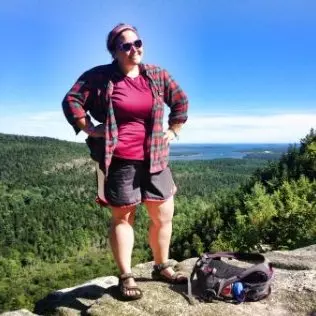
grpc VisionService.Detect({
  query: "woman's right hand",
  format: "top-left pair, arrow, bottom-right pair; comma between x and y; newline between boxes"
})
83,122 -> 105,137
77,117 -> 105,137
91,124 -> 105,137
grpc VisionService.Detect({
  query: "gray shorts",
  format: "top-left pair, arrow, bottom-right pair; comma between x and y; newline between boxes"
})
104,157 -> 176,208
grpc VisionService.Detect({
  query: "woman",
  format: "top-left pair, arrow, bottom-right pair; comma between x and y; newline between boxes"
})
62,23 -> 189,300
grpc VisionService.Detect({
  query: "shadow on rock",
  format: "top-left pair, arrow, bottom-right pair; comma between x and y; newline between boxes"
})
33,284 -> 117,315
33,277 -> 154,315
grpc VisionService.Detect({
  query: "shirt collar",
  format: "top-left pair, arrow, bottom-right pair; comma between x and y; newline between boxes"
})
110,60 -> 148,78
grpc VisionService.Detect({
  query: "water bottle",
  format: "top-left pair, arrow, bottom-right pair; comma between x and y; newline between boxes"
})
221,282 -> 245,302
232,282 -> 245,302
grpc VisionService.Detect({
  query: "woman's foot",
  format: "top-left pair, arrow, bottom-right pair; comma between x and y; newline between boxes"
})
152,262 -> 187,284
118,273 -> 143,301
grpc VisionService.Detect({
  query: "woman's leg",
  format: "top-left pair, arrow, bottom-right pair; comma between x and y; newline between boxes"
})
145,197 -> 174,265
145,197 -> 185,280
110,205 -> 137,295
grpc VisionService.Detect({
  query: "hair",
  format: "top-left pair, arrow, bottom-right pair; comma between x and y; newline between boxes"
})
106,23 -> 138,58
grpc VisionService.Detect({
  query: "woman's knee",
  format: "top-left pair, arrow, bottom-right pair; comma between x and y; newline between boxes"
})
146,198 -> 174,226
111,206 -> 136,226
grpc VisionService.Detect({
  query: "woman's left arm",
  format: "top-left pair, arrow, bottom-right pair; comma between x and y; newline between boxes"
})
163,69 -> 189,141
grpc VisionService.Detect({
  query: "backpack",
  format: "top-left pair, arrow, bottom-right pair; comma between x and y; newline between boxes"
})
188,252 -> 274,303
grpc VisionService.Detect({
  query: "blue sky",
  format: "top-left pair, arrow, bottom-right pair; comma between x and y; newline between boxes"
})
0,0 -> 315,143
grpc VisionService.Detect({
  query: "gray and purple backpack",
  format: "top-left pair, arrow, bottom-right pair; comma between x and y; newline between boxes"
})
188,252 -> 274,303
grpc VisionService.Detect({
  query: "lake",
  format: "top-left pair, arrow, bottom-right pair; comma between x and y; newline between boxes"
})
169,143 -> 290,161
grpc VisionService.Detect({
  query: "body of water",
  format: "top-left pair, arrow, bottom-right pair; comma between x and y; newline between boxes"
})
169,143 -> 290,161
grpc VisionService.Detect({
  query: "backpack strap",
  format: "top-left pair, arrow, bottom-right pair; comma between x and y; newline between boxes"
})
203,252 -> 266,263
188,255 -> 210,304
189,253 -> 215,284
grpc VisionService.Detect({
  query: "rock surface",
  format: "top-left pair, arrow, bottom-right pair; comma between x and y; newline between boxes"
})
1,310 -> 38,316
2,245 -> 316,316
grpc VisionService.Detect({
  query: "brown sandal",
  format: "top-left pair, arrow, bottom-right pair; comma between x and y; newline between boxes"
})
118,273 -> 143,301
152,262 -> 188,284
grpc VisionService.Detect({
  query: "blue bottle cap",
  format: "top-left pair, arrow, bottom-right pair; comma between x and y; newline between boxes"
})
232,282 -> 245,302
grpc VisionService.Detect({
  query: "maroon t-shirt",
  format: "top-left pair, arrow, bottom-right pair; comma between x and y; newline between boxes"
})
112,74 -> 153,160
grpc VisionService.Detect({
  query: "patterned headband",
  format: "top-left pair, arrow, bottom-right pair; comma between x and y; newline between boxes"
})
108,24 -> 138,50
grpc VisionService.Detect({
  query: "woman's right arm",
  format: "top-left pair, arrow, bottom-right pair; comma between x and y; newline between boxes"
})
62,72 -> 104,137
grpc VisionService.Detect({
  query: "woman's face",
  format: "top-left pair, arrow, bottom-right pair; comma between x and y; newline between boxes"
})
114,30 -> 143,66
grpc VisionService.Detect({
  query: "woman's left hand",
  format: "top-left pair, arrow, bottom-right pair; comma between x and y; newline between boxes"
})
163,129 -> 176,144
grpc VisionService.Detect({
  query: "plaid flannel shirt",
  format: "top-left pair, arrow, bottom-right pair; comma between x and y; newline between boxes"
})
62,61 -> 188,176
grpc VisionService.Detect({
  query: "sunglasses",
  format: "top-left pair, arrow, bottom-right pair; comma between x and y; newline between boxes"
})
118,39 -> 143,52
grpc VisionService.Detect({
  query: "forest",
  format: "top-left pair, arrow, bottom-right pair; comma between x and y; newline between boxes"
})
0,129 -> 315,312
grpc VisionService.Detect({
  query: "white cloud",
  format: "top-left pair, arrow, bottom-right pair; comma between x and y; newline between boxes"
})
0,111 -> 86,143
178,113 -> 316,143
0,110 -> 315,144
